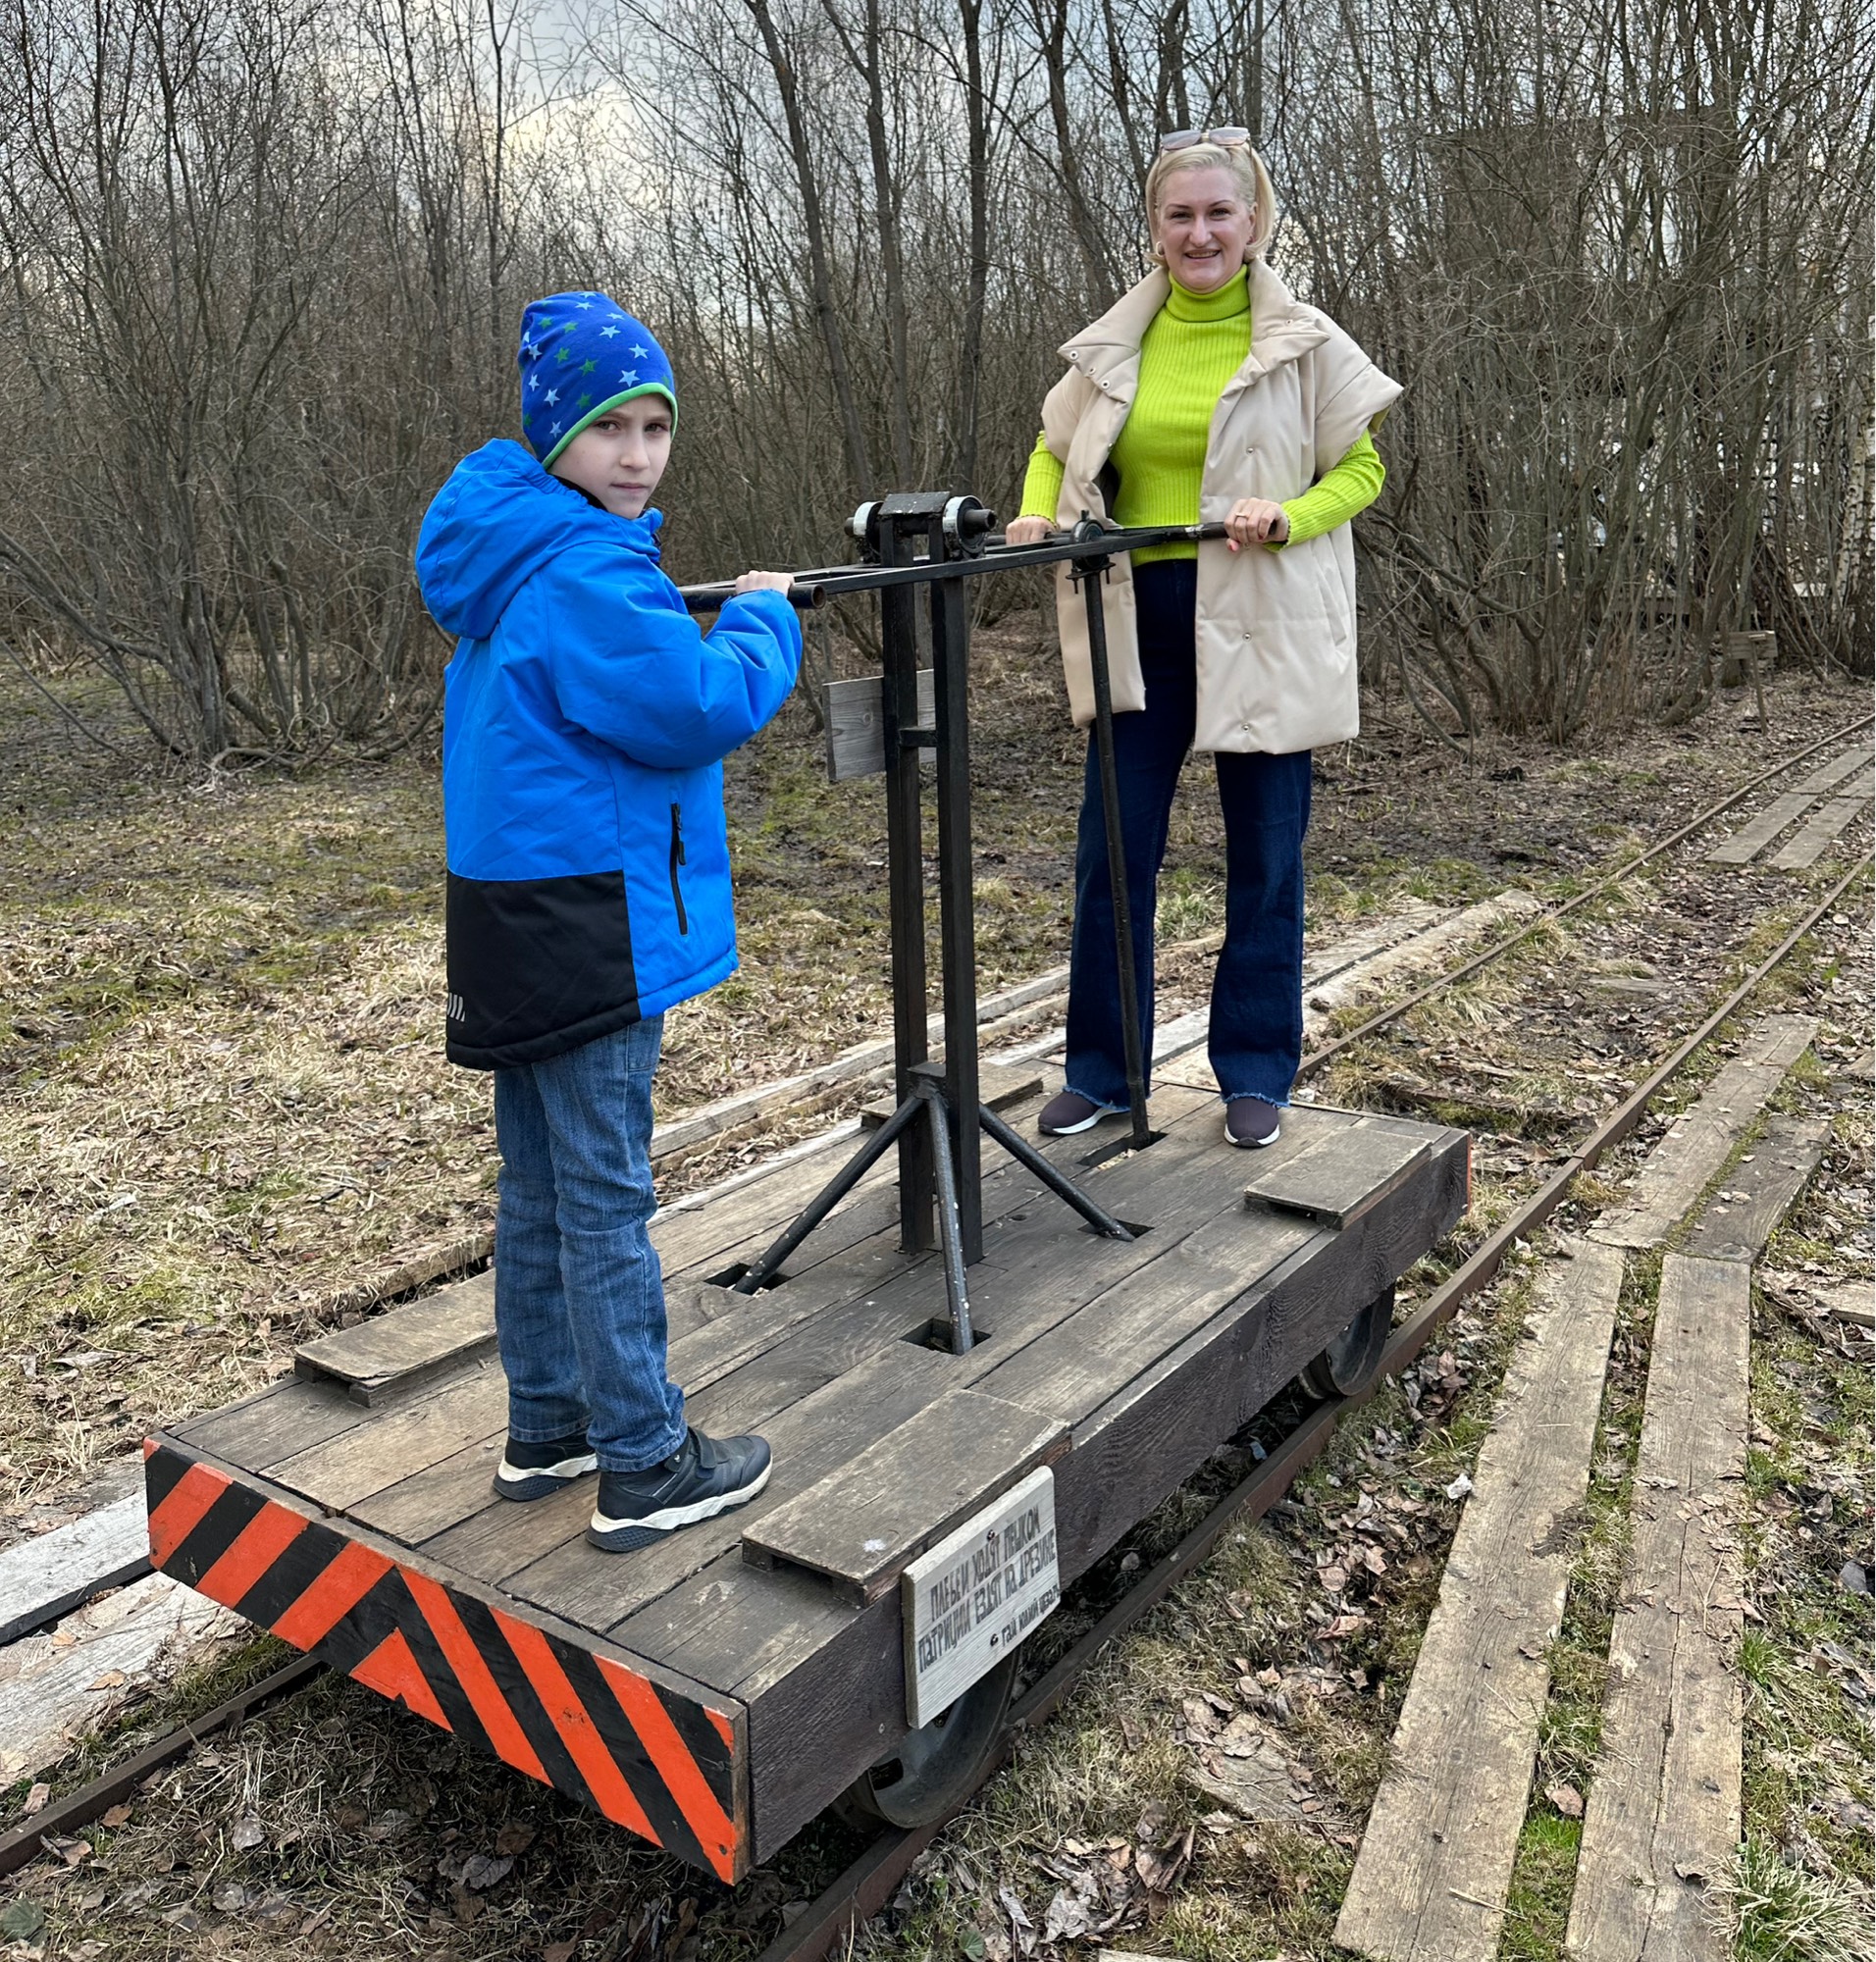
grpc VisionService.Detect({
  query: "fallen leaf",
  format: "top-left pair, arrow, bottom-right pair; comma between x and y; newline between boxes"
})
495,1821 -> 537,1857
0,1902 -> 48,1941
101,1804 -> 133,1829
1320,1613 -> 1370,1639
229,1813 -> 266,1850
1319,1565 -> 1348,1593
541,1944 -> 577,1962
1545,1781 -> 1585,1820
23,1783 -> 50,1817
86,1670 -> 129,1691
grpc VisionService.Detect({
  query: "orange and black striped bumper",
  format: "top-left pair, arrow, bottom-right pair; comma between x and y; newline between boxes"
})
143,1438 -> 747,1881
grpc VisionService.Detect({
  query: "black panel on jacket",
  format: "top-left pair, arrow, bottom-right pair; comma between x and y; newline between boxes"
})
445,869 -> 640,1069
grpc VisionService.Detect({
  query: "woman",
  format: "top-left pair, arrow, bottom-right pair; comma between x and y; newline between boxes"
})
1007,131 -> 1399,1148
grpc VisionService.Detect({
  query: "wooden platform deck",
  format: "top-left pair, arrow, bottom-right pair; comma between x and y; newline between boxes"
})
143,1085 -> 1468,1882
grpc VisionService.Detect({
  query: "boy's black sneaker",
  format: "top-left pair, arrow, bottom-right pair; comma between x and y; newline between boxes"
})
587,1427 -> 772,1553
493,1431 -> 599,1502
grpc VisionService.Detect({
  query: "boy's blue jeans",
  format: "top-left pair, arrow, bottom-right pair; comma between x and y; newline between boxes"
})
1065,558 -> 1313,1111
492,1015 -> 687,1473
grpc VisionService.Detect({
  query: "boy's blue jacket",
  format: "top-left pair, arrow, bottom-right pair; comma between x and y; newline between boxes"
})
415,440 -> 801,1068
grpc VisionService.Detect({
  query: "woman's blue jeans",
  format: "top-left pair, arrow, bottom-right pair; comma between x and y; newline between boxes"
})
492,1015 -> 687,1473
1065,559 -> 1312,1110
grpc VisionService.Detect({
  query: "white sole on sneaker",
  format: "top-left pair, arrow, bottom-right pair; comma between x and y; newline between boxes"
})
493,1450 -> 599,1501
587,1459 -> 772,1547
1038,1105 -> 1121,1137
1224,1116 -> 1280,1148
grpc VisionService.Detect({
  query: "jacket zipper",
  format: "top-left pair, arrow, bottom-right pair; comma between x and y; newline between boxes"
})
667,803 -> 689,935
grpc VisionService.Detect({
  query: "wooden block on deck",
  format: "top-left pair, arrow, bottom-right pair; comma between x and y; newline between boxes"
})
859,1061 -> 1044,1130
1242,1118 -> 1430,1228
740,1389 -> 1068,1604
1705,792 -> 1815,864
294,1271 -> 495,1405
1681,1113 -> 1830,1264
1567,1255 -> 1748,1962
1591,1015 -> 1817,1250
1334,1239 -> 1625,1962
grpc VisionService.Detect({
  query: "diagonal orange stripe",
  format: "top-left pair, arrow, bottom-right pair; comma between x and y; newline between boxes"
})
494,1610 -> 659,1845
147,1462 -> 232,1569
596,1657 -> 739,1883
352,1628 -> 452,1730
194,1502 -> 308,1610
402,1571 -> 549,1786
271,1541 -> 392,1650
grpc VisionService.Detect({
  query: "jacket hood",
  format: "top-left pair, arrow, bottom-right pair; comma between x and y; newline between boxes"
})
415,439 -> 664,642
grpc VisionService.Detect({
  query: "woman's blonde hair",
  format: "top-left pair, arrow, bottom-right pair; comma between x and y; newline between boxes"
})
1144,143 -> 1277,261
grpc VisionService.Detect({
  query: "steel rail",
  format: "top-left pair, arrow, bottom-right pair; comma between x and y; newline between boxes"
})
756,852 -> 1870,1962
1295,710 -> 1873,1084
3,732 -> 1866,1902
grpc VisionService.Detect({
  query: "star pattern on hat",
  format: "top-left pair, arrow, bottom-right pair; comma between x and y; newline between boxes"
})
630,343 -> 649,357
544,387 -> 559,404
619,369 -> 638,385
599,326 -> 618,338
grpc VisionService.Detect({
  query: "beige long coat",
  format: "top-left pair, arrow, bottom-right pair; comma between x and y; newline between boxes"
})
1037,258 -> 1401,754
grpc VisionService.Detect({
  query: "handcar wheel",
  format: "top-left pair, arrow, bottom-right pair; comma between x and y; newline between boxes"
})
844,1652 -> 1020,1828
1299,1285 -> 1394,1401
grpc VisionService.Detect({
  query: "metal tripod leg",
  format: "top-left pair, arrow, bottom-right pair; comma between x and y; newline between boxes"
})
729,1092 -> 924,1296
978,1104 -> 1135,1241
1079,561 -> 1154,1151
919,1082 -> 974,1354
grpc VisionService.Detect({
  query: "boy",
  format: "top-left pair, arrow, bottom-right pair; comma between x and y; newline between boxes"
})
415,291 -> 801,1553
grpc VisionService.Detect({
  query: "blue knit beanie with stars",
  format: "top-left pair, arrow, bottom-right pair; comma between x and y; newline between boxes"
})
517,291 -> 677,468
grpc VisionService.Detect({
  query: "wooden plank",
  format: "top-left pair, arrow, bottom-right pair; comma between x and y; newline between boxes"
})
1680,1114 -> 1830,1264
0,1494 -> 150,1646
1242,1118 -> 1430,1228
823,669 -> 934,782
1767,795 -> 1868,871
503,1343 -> 959,1628
1794,743 -> 1873,796
1704,792 -> 1815,864
740,1392 -> 1068,1604
175,1375 -> 367,1472
860,1060 -> 1043,1130
347,1430 -> 507,1544
265,1364 -> 506,1512
1566,1256 -> 1749,1962
1334,1239 -> 1626,1962
1591,1015 -> 1817,1249
293,1270 -> 495,1405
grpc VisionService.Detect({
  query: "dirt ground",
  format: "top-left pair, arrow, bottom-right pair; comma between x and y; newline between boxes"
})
0,645 -> 1869,1961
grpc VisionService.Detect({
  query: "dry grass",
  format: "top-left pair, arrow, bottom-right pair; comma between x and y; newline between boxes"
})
0,657 -> 1867,1956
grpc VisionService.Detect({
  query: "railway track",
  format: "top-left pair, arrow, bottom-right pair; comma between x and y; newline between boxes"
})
2,713 -> 1869,1944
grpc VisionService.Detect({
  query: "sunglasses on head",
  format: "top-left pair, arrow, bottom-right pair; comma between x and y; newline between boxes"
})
1158,126 -> 1252,153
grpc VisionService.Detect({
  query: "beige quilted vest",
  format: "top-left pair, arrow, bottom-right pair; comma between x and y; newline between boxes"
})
1036,259 -> 1401,754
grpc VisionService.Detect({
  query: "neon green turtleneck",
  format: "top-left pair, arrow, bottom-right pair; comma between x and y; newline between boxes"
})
1017,265 -> 1383,564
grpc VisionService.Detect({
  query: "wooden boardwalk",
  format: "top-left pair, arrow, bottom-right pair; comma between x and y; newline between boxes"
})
1340,1012 -> 1828,1961
146,1086 -> 1468,1880
1566,1255 -> 1749,1962
1333,1241 -> 1626,1962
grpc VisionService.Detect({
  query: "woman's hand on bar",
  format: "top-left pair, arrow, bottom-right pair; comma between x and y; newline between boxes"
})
1003,515 -> 1053,546
1224,498 -> 1289,550
734,570 -> 795,594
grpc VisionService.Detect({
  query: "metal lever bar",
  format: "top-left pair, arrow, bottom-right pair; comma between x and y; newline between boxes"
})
678,522 -> 1227,613
1075,545 -> 1154,1153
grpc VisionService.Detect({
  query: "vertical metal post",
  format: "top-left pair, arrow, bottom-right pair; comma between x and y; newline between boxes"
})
880,518 -> 935,1252
929,572 -> 983,1264
1080,560 -> 1153,1150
